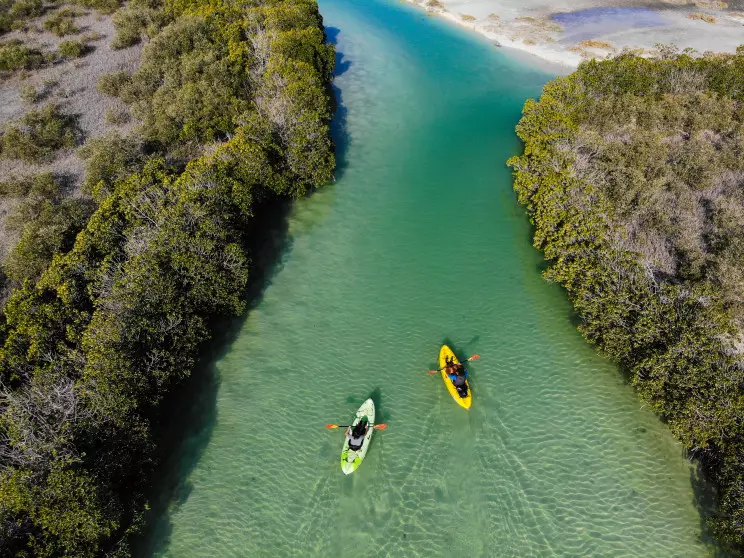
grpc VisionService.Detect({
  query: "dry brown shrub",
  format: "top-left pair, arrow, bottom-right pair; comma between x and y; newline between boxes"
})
426,0 -> 444,9
695,0 -> 727,8
688,12 -> 717,23
577,39 -> 615,50
514,16 -> 563,32
460,13 -> 476,22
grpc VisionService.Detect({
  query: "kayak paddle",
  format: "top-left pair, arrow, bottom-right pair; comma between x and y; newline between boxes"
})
325,423 -> 387,430
427,354 -> 480,374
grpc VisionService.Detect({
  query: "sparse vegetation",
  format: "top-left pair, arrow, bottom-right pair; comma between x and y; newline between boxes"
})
83,30 -> 105,41
58,38 -> 89,58
509,46 -> 744,552
72,0 -> 123,14
0,104 -> 82,162
97,70 -> 131,96
460,13 -> 476,22
43,8 -> 81,37
19,83 -> 40,103
105,106 -> 130,125
426,0 -> 444,9
688,12 -> 717,23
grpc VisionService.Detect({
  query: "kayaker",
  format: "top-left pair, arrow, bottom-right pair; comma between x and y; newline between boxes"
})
346,420 -> 368,451
444,355 -> 457,375
448,365 -> 468,386
447,361 -> 469,396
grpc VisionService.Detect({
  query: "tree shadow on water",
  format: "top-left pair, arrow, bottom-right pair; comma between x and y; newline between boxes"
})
132,199 -> 295,556
326,26 -> 352,181
689,459 -> 730,557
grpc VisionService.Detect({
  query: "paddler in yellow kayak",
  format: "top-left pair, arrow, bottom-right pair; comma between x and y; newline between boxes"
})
444,355 -> 469,398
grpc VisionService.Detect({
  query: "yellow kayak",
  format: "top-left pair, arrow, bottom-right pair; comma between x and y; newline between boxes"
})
439,345 -> 472,409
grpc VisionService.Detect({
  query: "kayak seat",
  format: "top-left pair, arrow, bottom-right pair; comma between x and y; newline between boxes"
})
349,440 -> 363,451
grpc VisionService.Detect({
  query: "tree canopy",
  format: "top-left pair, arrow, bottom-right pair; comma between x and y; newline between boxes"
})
509,46 -> 744,551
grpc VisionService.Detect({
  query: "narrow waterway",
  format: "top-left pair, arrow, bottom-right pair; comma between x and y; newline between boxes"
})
144,0 -> 709,555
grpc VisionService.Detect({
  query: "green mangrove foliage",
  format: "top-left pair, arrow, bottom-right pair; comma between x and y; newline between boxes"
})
509,47 -> 744,551
78,133 -> 145,197
4,174 -> 95,284
0,0 -> 335,555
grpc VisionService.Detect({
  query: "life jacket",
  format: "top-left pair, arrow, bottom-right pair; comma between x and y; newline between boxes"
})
348,421 -> 367,450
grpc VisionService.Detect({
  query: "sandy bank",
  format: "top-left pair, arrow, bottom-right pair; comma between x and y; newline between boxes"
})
403,0 -> 744,68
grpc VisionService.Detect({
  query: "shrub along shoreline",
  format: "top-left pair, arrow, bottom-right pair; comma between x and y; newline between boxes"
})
0,0 -> 335,555
509,48 -> 744,552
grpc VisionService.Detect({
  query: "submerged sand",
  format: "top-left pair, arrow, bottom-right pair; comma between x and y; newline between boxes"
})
404,0 -> 744,67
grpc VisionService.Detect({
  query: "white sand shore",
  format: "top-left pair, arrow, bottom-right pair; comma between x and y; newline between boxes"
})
403,0 -> 744,68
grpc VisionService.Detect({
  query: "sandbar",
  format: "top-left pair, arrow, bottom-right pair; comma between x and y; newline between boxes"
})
403,0 -> 744,67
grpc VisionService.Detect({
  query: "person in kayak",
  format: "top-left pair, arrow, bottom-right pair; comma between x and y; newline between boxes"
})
446,358 -> 469,396
444,355 -> 458,376
346,419 -> 369,451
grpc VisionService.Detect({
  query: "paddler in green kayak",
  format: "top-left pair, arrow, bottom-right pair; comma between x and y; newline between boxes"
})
345,420 -> 369,451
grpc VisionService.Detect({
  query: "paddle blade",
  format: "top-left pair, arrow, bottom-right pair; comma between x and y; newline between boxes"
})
468,354 -> 481,361
325,424 -> 340,429
373,424 -> 387,430
426,369 -> 439,374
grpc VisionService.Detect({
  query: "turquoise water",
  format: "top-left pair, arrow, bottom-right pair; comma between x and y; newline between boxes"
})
143,0 -> 710,555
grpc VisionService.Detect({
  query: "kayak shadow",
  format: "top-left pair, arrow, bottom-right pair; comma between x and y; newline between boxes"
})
368,387 -> 384,422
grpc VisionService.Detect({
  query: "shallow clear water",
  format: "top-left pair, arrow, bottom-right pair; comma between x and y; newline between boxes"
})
143,0 -> 710,555
552,7 -> 667,44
